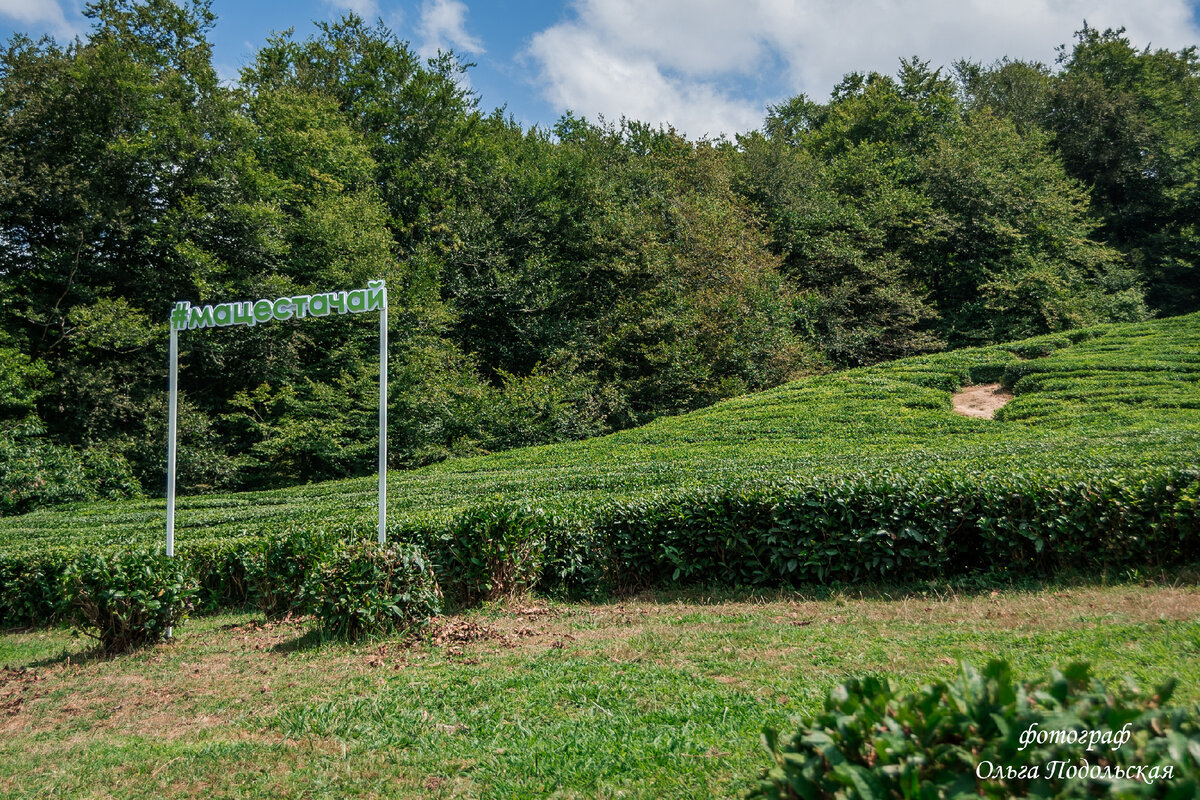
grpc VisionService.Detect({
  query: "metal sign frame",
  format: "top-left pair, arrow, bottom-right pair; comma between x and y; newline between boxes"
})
165,280 -> 389,561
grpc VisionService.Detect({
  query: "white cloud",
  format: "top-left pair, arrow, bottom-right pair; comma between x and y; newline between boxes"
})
417,0 -> 484,59
322,0 -> 381,19
529,23 -> 762,138
759,0 -> 1200,104
0,0 -> 80,39
526,0 -> 1200,139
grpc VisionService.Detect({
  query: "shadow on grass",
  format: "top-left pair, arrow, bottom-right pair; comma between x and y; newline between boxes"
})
593,562 -> 1200,608
26,648 -> 108,669
272,627 -> 330,653
23,635 -> 142,669
271,620 -> 438,653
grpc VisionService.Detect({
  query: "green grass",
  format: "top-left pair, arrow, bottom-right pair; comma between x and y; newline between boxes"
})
2,313 -> 1198,558
2,582 -> 1199,798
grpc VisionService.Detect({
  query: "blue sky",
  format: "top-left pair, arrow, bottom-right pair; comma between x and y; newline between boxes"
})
3,0 -> 1200,138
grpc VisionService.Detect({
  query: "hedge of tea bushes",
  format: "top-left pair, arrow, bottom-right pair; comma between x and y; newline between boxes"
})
597,468 -> 1200,592
252,467 -> 1199,602
3,465 -> 1195,628
10,535 -> 442,649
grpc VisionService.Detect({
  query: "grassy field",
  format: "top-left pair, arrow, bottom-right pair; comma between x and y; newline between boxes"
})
2,312 -> 1198,559
3,580 -> 1200,799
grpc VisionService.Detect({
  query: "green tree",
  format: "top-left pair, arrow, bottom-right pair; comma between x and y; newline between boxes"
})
739,66 -> 953,364
241,15 -> 478,252
1049,26 -> 1200,314
597,135 -> 817,419
955,57 -> 1053,134
0,2 -> 467,490
441,114 -> 816,426
203,82 -> 467,486
0,0 -> 243,489
0,334 -> 142,514
739,59 -> 1147,361
917,112 -> 1145,343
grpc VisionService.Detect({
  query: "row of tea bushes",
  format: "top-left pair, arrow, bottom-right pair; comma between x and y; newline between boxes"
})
598,468 -> 1200,592
318,466 -> 1200,601
5,465 -> 1194,629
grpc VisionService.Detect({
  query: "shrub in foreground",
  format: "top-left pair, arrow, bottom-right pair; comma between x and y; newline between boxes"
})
307,542 -> 441,639
427,503 -> 550,607
61,550 -> 197,653
245,527 -> 338,618
750,660 -> 1200,799
0,552 -> 68,628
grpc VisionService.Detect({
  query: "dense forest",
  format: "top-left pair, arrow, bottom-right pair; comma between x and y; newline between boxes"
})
1,0 -> 1197,513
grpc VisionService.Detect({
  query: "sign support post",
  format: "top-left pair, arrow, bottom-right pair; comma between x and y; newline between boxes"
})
377,287 -> 388,545
165,327 -> 178,640
165,327 -> 178,560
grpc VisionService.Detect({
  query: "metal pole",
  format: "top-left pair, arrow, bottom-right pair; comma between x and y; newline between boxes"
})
165,325 -> 178,641
377,285 -> 388,545
166,326 -> 178,558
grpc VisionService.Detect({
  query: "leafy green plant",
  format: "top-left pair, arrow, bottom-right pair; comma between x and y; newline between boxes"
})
0,552 -> 69,628
538,514 -> 608,599
750,660 -> 1200,799
185,538 -> 256,612
60,550 -> 197,653
306,541 -> 441,639
0,421 -> 143,517
245,527 -> 339,618
428,503 -> 551,607
602,469 -> 1198,590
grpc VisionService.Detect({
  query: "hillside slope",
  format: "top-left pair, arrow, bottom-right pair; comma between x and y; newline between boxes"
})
2,313 -> 1198,560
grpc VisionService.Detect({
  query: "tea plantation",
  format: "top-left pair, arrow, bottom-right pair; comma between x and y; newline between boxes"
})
2,313 -> 1199,623
3,313 -> 1200,799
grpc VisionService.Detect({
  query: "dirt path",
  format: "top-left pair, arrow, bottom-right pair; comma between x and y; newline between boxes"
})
952,383 -> 1012,419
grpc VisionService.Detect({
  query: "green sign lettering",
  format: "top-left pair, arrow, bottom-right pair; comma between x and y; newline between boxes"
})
170,280 -> 386,331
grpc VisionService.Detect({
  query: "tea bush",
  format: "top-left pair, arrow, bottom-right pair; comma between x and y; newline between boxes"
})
307,542 -> 441,639
185,538 -> 255,612
538,514 -> 607,599
1,465 -> 1195,626
60,550 -> 197,653
602,468 -> 1200,589
0,550 -> 68,628
750,660 -> 1200,799
246,527 -> 339,618
423,503 -> 551,607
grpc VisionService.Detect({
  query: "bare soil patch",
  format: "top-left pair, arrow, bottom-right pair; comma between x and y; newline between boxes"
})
952,383 -> 1012,419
